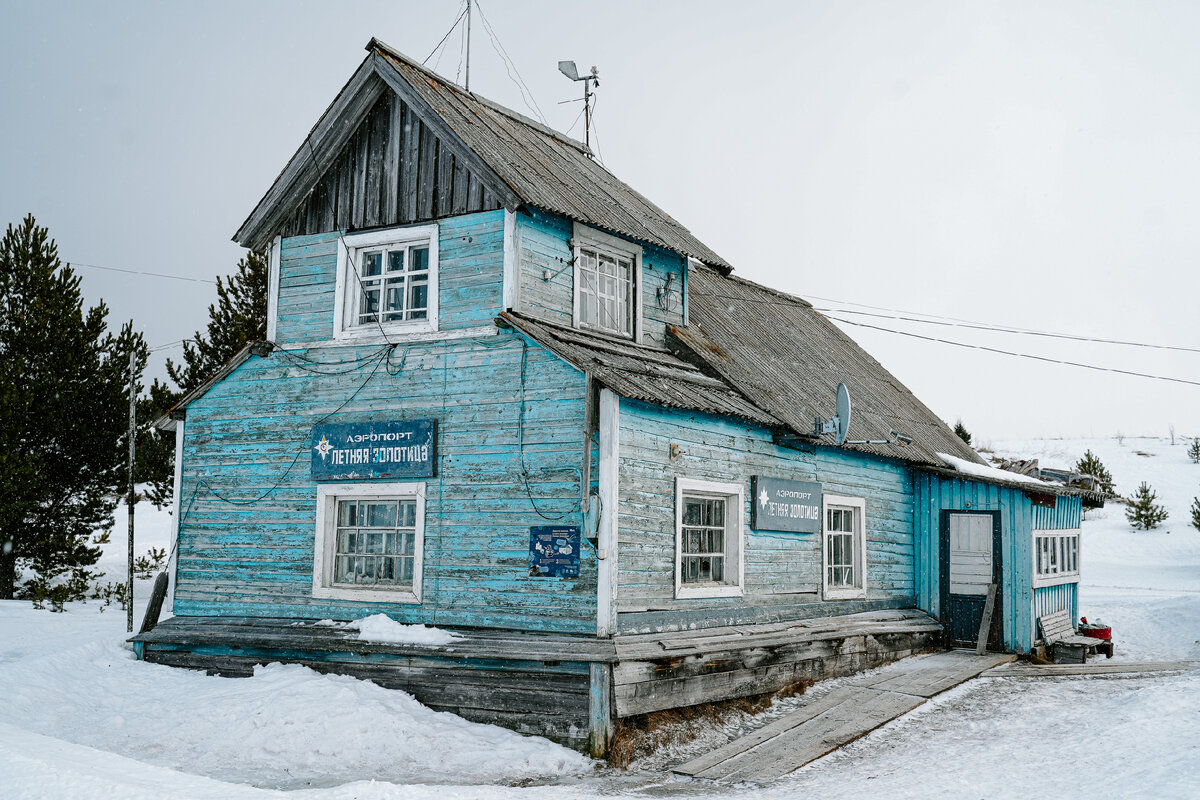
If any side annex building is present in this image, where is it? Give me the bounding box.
[138,40,1090,756]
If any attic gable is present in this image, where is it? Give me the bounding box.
[235,40,730,272]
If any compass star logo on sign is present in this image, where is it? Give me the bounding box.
[314,435,334,460]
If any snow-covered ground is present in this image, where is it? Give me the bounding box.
[2,438,1199,798]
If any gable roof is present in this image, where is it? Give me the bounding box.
[499,312,778,427]
[235,39,730,272]
[670,268,986,468]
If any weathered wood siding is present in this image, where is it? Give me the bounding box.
[279,91,503,241]
[173,333,597,634]
[1033,498,1083,530]
[515,209,687,347]
[913,473,1037,652]
[276,211,505,345]
[615,399,916,633]
[1031,495,1083,638]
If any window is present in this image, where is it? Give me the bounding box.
[674,478,743,599]
[823,494,866,600]
[313,482,425,603]
[334,225,439,340]
[573,225,640,339]
[1033,529,1080,587]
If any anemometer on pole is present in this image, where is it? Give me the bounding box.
[558,60,600,150]
[813,383,914,447]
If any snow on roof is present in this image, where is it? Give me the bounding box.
[936,452,1056,487]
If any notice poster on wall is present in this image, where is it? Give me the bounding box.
[751,476,822,533]
[529,526,581,578]
[311,419,437,480]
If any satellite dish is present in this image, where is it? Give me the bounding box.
[834,382,851,446]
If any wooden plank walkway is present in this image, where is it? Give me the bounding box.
[673,650,1014,783]
[985,660,1199,678]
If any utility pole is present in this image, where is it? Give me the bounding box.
[126,350,136,633]
[465,0,473,92]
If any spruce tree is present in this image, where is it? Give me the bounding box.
[1188,438,1200,464]
[0,215,145,599]
[954,419,972,446]
[1191,495,1200,533]
[1125,482,1168,530]
[1075,450,1115,495]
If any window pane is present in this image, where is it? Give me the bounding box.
[408,279,428,314]
[360,288,380,318]
[387,250,405,272]
[338,501,358,527]
[399,501,416,527]
[411,246,429,272]
[362,251,382,277]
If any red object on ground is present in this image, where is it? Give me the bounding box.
[1079,623,1112,640]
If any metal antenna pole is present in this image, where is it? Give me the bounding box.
[465,0,472,91]
[583,78,591,150]
[126,350,136,633]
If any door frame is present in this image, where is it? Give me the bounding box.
[938,510,1003,649]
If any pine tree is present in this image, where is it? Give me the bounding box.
[1125,482,1168,530]
[1075,450,1115,495]
[1188,438,1200,464]
[954,419,972,446]
[139,252,268,499]
[0,215,145,599]
[166,251,267,395]
[1191,495,1200,533]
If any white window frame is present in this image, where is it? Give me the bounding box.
[674,478,744,599]
[1032,529,1081,587]
[572,223,642,341]
[313,482,426,604]
[822,494,867,600]
[333,224,439,342]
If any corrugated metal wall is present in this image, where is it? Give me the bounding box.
[1033,583,1077,632]
[1033,498,1082,530]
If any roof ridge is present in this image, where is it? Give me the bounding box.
[367,38,593,156]
[696,266,814,309]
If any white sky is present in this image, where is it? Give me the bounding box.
[3,1,1198,441]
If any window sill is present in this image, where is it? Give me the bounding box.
[675,584,744,600]
[823,587,867,601]
[333,323,438,344]
[1033,573,1080,589]
[312,585,421,604]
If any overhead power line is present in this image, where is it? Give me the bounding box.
[69,261,217,285]
[826,315,1200,388]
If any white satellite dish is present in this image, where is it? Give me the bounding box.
[814,382,852,445]
[834,382,851,446]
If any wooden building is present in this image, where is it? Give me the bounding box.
[138,40,1091,756]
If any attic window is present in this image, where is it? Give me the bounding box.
[572,225,640,340]
[334,224,439,341]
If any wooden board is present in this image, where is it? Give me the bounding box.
[986,661,1198,678]
[673,650,1016,783]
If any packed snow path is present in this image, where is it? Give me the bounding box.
[674,650,1014,782]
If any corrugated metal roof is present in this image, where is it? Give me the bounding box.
[499,312,779,427]
[673,268,986,468]
[373,45,729,270]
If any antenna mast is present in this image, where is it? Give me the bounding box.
[558,60,600,153]
[465,0,472,91]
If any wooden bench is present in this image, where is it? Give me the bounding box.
[1038,609,1112,664]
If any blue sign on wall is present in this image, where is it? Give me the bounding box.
[751,476,822,533]
[529,526,581,578]
[311,419,437,481]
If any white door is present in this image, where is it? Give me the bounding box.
[949,513,993,596]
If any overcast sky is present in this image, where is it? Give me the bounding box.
[3,1,1198,445]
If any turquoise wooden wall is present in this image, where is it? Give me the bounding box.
[516,209,687,348]
[615,399,916,631]
[276,210,505,345]
[1031,496,1083,632]
[912,475,1081,652]
[175,214,599,633]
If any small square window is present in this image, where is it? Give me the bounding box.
[675,478,743,599]
[313,483,426,604]
[334,225,438,342]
